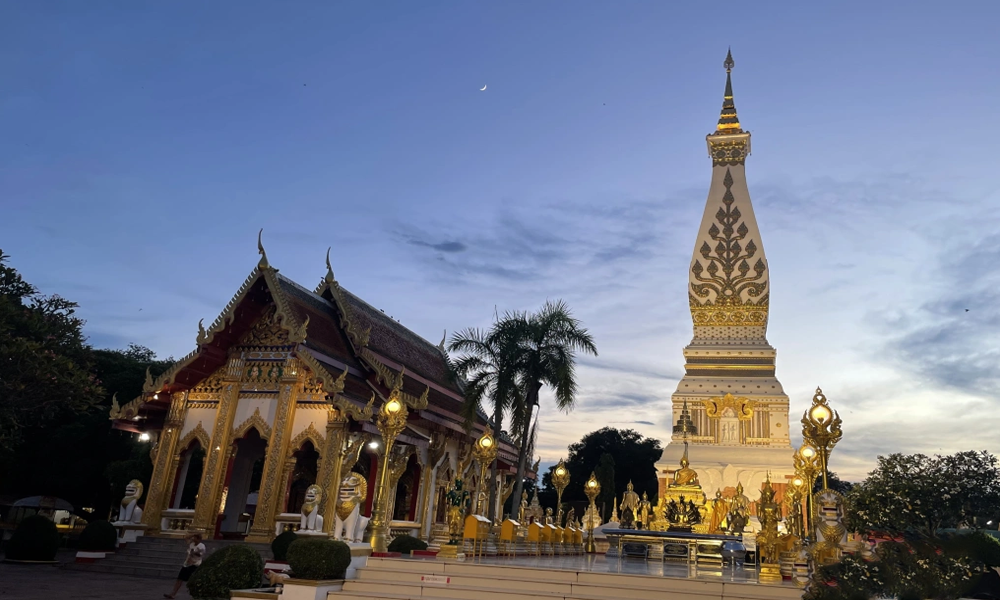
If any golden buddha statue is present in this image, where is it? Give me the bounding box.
[660,441,707,532]
[673,445,700,487]
[621,481,640,516]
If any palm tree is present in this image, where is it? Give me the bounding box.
[448,314,525,521]
[508,300,598,511]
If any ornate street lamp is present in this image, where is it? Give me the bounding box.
[788,476,805,539]
[471,425,498,516]
[370,385,408,553]
[584,471,601,553]
[801,388,842,491]
[794,442,820,538]
[552,459,570,526]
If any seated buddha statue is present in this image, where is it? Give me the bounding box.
[673,454,699,487]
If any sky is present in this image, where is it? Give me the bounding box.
[2,2,999,482]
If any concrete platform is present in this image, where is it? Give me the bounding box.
[331,556,802,600]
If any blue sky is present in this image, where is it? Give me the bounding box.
[3,2,999,480]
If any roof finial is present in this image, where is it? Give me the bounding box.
[257,229,270,269]
[325,247,335,284]
[715,48,742,134]
[438,329,447,352]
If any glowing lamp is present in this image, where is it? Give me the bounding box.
[480,436,493,448]
[588,479,597,488]
[800,444,816,459]
[385,398,402,414]
[792,477,804,488]
[810,404,831,423]
[138,432,150,442]
[368,441,379,449]
[556,466,566,476]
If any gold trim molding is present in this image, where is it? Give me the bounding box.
[233,407,273,440]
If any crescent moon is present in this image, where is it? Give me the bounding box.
[479,84,487,91]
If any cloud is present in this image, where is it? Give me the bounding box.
[408,239,467,253]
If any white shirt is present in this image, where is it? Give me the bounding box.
[185,542,206,567]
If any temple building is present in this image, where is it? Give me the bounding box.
[109,241,520,543]
[658,51,794,500]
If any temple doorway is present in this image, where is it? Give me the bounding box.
[391,454,420,521]
[285,442,320,514]
[220,429,267,536]
[171,441,205,510]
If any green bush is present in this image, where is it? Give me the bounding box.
[187,544,263,599]
[78,520,118,552]
[287,538,351,580]
[271,530,298,561]
[387,534,428,555]
[5,515,60,561]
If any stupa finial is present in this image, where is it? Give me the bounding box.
[715,48,743,135]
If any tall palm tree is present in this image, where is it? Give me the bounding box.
[448,314,525,521]
[508,300,598,511]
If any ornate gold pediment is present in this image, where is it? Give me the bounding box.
[289,422,325,452]
[233,407,272,440]
[703,393,755,421]
[178,422,211,451]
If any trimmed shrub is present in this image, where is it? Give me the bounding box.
[271,530,298,561]
[5,515,60,561]
[78,520,118,552]
[187,544,264,599]
[387,534,427,555]
[287,538,351,580]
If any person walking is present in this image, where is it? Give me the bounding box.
[164,532,205,599]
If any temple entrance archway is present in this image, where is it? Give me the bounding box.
[220,429,267,536]
[171,441,205,510]
[285,442,320,514]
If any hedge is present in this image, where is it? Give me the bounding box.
[387,534,427,555]
[287,538,351,580]
[187,544,263,599]
[271,530,298,561]
[78,520,118,552]
[5,515,60,561]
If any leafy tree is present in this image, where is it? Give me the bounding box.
[562,428,662,506]
[814,470,854,495]
[848,451,1000,538]
[594,453,616,520]
[0,344,172,518]
[449,316,523,522]
[506,300,598,513]
[0,250,103,454]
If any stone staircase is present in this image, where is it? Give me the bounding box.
[65,536,272,580]
[331,557,803,600]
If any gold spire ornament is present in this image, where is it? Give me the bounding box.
[257,229,270,269]
[715,48,743,135]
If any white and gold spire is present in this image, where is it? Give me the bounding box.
[659,50,792,498]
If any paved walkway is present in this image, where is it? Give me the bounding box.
[2,552,184,600]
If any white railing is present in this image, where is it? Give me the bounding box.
[275,513,302,536]
[161,509,195,534]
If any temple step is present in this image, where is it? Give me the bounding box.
[331,557,803,600]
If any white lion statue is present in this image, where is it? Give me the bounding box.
[334,472,369,542]
[299,484,324,532]
[116,479,144,524]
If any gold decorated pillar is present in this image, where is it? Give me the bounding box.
[246,371,301,543]
[318,408,349,532]
[191,380,241,532]
[279,454,298,514]
[417,434,447,539]
[142,392,187,532]
[385,446,413,521]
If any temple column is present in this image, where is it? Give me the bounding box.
[142,392,186,533]
[279,454,298,514]
[318,409,349,533]
[246,371,301,543]
[192,374,241,532]
[384,447,411,523]
[418,436,447,539]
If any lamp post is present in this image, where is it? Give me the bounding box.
[801,388,842,491]
[789,476,805,539]
[794,442,820,539]
[471,425,498,516]
[370,386,408,553]
[584,472,601,553]
[552,459,570,526]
